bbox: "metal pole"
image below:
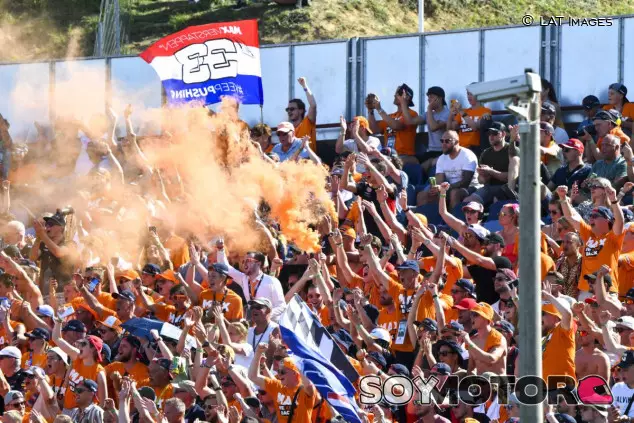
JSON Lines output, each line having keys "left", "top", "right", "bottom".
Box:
{"left": 418, "top": 0, "right": 424, "bottom": 33}
{"left": 518, "top": 92, "right": 543, "bottom": 423}
{"left": 114, "top": 0, "right": 121, "bottom": 55}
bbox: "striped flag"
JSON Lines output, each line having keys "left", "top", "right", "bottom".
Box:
{"left": 140, "top": 19, "right": 263, "bottom": 107}
{"left": 280, "top": 295, "right": 362, "bottom": 423}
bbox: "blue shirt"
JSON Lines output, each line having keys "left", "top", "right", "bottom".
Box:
{"left": 550, "top": 163, "right": 592, "bottom": 190}
{"left": 271, "top": 140, "right": 310, "bottom": 162}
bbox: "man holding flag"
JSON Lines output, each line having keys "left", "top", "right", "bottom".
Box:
{"left": 249, "top": 343, "right": 316, "bottom": 423}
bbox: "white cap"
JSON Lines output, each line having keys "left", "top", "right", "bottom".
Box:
{"left": 616, "top": 316, "right": 634, "bottom": 330}
{"left": 49, "top": 347, "right": 69, "bottom": 365}
{"left": 0, "top": 346, "right": 21, "bottom": 360}
{"left": 369, "top": 327, "right": 392, "bottom": 345}
{"left": 36, "top": 305, "right": 55, "bottom": 318}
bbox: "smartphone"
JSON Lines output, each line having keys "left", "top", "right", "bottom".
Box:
{"left": 58, "top": 306, "right": 75, "bottom": 319}
{"left": 508, "top": 279, "right": 519, "bottom": 289}
{"left": 87, "top": 277, "right": 100, "bottom": 293}
{"left": 0, "top": 297, "right": 10, "bottom": 309}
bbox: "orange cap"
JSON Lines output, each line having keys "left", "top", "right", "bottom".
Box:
{"left": 353, "top": 116, "right": 373, "bottom": 134}
{"left": 341, "top": 226, "right": 356, "bottom": 239}
{"left": 414, "top": 213, "right": 428, "bottom": 226}
{"left": 542, "top": 302, "right": 562, "bottom": 319}
{"left": 158, "top": 270, "right": 179, "bottom": 284}
{"left": 116, "top": 269, "right": 140, "bottom": 281}
{"left": 99, "top": 315, "right": 123, "bottom": 333}
{"left": 471, "top": 302, "right": 494, "bottom": 321}
{"left": 281, "top": 357, "right": 300, "bottom": 375}
{"left": 77, "top": 304, "right": 99, "bottom": 321}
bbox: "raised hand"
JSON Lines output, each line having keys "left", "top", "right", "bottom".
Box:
{"left": 339, "top": 116, "right": 347, "bottom": 133}
{"left": 376, "top": 184, "right": 389, "bottom": 203}
{"left": 556, "top": 185, "right": 568, "bottom": 201}
{"left": 297, "top": 77, "right": 308, "bottom": 89}
{"left": 438, "top": 182, "right": 450, "bottom": 195}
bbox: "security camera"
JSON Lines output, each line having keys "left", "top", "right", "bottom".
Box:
{"left": 468, "top": 71, "right": 542, "bottom": 104}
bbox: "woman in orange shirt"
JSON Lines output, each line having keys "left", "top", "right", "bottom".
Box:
{"left": 52, "top": 319, "right": 107, "bottom": 412}
{"left": 605, "top": 83, "right": 634, "bottom": 132}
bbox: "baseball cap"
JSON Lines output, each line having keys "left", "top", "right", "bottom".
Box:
{"left": 137, "top": 386, "right": 156, "bottom": 401}
{"left": 248, "top": 298, "right": 272, "bottom": 309}
{"left": 363, "top": 304, "right": 380, "bottom": 325}
{"left": 0, "top": 346, "right": 21, "bottom": 360}
{"left": 26, "top": 327, "right": 51, "bottom": 342}
{"left": 462, "top": 202, "right": 484, "bottom": 213}
{"left": 619, "top": 350, "right": 634, "bottom": 368}
{"left": 142, "top": 263, "right": 161, "bottom": 275}
{"left": 591, "top": 206, "right": 615, "bottom": 222}
{"left": 209, "top": 263, "right": 229, "bottom": 276}
{"left": 582, "top": 95, "right": 601, "bottom": 110}
{"left": 540, "top": 121, "right": 555, "bottom": 135}
{"left": 445, "top": 320, "right": 464, "bottom": 332}
{"left": 2, "top": 245, "right": 21, "bottom": 259}
{"left": 559, "top": 138, "right": 585, "bottom": 154}
{"left": 616, "top": 316, "right": 634, "bottom": 330}
{"left": 3, "top": 391, "right": 24, "bottom": 405}
{"left": 24, "top": 366, "right": 45, "bottom": 378}
{"left": 370, "top": 327, "right": 392, "bottom": 348}
{"left": 495, "top": 320, "right": 515, "bottom": 335}
{"left": 542, "top": 301, "right": 562, "bottom": 319}
{"left": 623, "top": 208, "right": 634, "bottom": 224}
{"left": 352, "top": 116, "right": 372, "bottom": 134}
{"left": 43, "top": 212, "right": 66, "bottom": 227}
{"left": 588, "top": 405, "right": 608, "bottom": 417}
{"left": 455, "top": 279, "right": 476, "bottom": 297}
{"left": 86, "top": 335, "right": 104, "bottom": 363}
{"left": 173, "top": 380, "right": 197, "bottom": 397}
{"left": 624, "top": 288, "right": 634, "bottom": 301}
{"left": 431, "top": 362, "right": 452, "bottom": 375}
{"left": 389, "top": 364, "right": 410, "bottom": 377}
{"left": 396, "top": 260, "right": 420, "bottom": 274}
{"left": 80, "top": 379, "right": 99, "bottom": 393}
{"left": 154, "top": 358, "right": 174, "bottom": 379}
{"left": 340, "top": 226, "right": 356, "bottom": 239}
{"left": 421, "top": 318, "right": 438, "bottom": 332}
{"left": 541, "top": 101, "right": 556, "bottom": 115}
{"left": 112, "top": 289, "right": 136, "bottom": 302}
{"left": 584, "top": 271, "right": 613, "bottom": 288}
{"left": 466, "top": 224, "right": 489, "bottom": 241}
{"left": 367, "top": 351, "right": 387, "bottom": 369}
{"left": 426, "top": 86, "right": 445, "bottom": 99}
{"left": 453, "top": 297, "right": 477, "bottom": 310}
{"left": 276, "top": 121, "right": 294, "bottom": 133}
{"left": 609, "top": 82, "right": 628, "bottom": 96}
{"left": 100, "top": 315, "right": 123, "bottom": 333}
{"left": 49, "top": 347, "right": 69, "bottom": 365}
{"left": 157, "top": 270, "right": 179, "bottom": 284}
{"left": 484, "top": 232, "right": 505, "bottom": 247}
{"left": 593, "top": 109, "right": 619, "bottom": 124}
{"left": 471, "top": 302, "right": 494, "bottom": 321}
{"left": 494, "top": 256, "right": 513, "bottom": 270}
{"left": 116, "top": 269, "right": 140, "bottom": 281}
{"left": 36, "top": 305, "right": 55, "bottom": 318}
{"left": 488, "top": 121, "right": 507, "bottom": 134}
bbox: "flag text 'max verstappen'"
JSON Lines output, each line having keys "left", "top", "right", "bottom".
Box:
{"left": 140, "top": 19, "right": 263, "bottom": 107}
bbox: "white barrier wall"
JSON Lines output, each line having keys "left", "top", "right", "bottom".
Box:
{"left": 1, "top": 15, "right": 633, "bottom": 141}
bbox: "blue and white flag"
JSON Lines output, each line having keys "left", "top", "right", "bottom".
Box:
{"left": 140, "top": 20, "right": 263, "bottom": 107}
{"left": 280, "top": 295, "right": 362, "bottom": 423}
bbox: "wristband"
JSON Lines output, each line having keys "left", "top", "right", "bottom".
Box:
{"left": 432, "top": 294, "right": 438, "bottom": 299}
{"left": 196, "top": 348, "right": 204, "bottom": 353}
{"left": 611, "top": 200, "right": 620, "bottom": 205}
{"left": 439, "top": 194, "right": 447, "bottom": 198}
{"left": 303, "top": 87, "right": 308, "bottom": 92}
{"left": 335, "top": 243, "right": 343, "bottom": 247}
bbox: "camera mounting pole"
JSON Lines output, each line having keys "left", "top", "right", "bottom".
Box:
{"left": 506, "top": 69, "right": 543, "bottom": 423}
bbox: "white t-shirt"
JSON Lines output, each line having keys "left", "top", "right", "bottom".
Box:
{"left": 247, "top": 322, "right": 279, "bottom": 351}
{"left": 233, "top": 343, "right": 255, "bottom": 369}
{"left": 435, "top": 147, "right": 478, "bottom": 185}
{"left": 343, "top": 136, "right": 381, "bottom": 173}
{"left": 612, "top": 382, "right": 634, "bottom": 417}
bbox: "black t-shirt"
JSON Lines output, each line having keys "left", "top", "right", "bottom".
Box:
{"left": 468, "top": 264, "right": 499, "bottom": 305}
{"left": 551, "top": 163, "right": 592, "bottom": 190}
{"left": 479, "top": 145, "right": 510, "bottom": 186}
{"left": 38, "top": 240, "right": 74, "bottom": 287}
{"left": 0, "top": 369, "right": 28, "bottom": 413}
{"left": 354, "top": 182, "right": 395, "bottom": 240}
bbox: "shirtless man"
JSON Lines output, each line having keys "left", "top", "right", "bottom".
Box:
{"left": 462, "top": 302, "right": 507, "bottom": 375}
{"left": 575, "top": 326, "right": 610, "bottom": 382}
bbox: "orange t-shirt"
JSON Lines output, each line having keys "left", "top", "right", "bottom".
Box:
{"left": 578, "top": 221, "right": 623, "bottom": 292}
{"left": 164, "top": 235, "right": 190, "bottom": 269}
{"left": 596, "top": 125, "right": 631, "bottom": 148}
{"left": 377, "top": 109, "right": 419, "bottom": 156}
{"left": 602, "top": 103, "right": 634, "bottom": 124}
{"left": 63, "top": 360, "right": 105, "bottom": 409}
{"left": 454, "top": 106, "right": 491, "bottom": 147}
{"left": 419, "top": 255, "right": 464, "bottom": 294}
{"left": 199, "top": 288, "right": 244, "bottom": 321}
{"left": 542, "top": 321, "right": 577, "bottom": 388}
{"left": 264, "top": 377, "right": 315, "bottom": 423}
{"left": 153, "top": 303, "right": 186, "bottom": 327}
{"left": 618, "top": 252, "right": 634, "bottom": 296}
{"left": 314, "top": 304, "right": 331, "bottom": 327}
{"left": 0, "top": 320, "right": 22, "bottom": 349}
{"left": 22, "top": 351, "right": 47, "bottom": 369}
{"left": 97, "top": 292, "right": 117, "bottom": 310}
{"left": 294, "top": 116, "right": 317, "bottom": 152}
{"left": 541, "top": 252, "right": 556, "bottom": 280}
{"left": 105, "top": 361, "right": 149, "bottom": 385}
{"left": 377, "top": 305, "right": 401, "bottom": 344}
{"left": 348, "top": 274, "right": 380, "bottom": 306}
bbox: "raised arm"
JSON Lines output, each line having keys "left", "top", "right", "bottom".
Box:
{"left": 248, "top": 343, "right": 269, "bottom": 388}
{"left": 555, "top": 185, "right": 582, "bottom": 232}
{"left": 298, "top": 77, "right": 316, "bottom": 123}
{"left": 438, "top": 183, "right": 468, "bottom": 233}
{"left": 341, "top": 154, "right": 358, "bottom": 194}
{"left": 362, "top": 200, "right": 393, "bottom": 244}
{"left": 445, "top": 234, "right": 496, "bottom": 270}
{"left": 542, "top": 280, "right": 572, "bottom": 330}
{"left": 335, "top": 117, "right": 347, "bottom": 154}
{"left": 52, "top": 318, "right": 80, "bottom": 360}
{"left": 360, "top": 234, "right": 392, "bottom": 291}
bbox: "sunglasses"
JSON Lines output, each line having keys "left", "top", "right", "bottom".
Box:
{"left": 440, "top": 138, "right": 455, "bottom": 144}
{"left": 589, "top": 213, "right": 604, "bottom": 219}
{"left": 77, "top": 341, "right": 89, "bottom": 348}
{"left": 499, "top": 211, "right": 510, "bottom": 217}
{"left": 549, "top": 210, "right": 560, "bottom": 215}
{"left": 204, "top": 404, "right": 218, "bottom": 410}
{"left": 439, "top": 351, "right": 454, "bottom": 356}
{"left": 494, "top": 277, "right": 509, "bottom": 282}
{"left": 285, "top": 107, "right": 297, "bottom": 112}
{"left": 503, "top": 300, "right": 515, "bottom": 307}
{"left": 8, "top": 401, "right": 25, "bottom": 408}
{"left": 75, "top": 388, "right": 88, "bottom": 394}
{"left": 221, "top": 381, "right": 236, "bottom": 387}
{"left": 250, "top": 304, "right": 265, "bottom": 311}
{"left": 464, "top": 209, "right": 478, "bottom": 214}
{"left": 273, "top": 355, "right": 285, "bottom": 361}
{"left": 450, "top": 289, "right": 464, "bottom": 294}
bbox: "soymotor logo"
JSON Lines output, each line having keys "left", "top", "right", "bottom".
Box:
{"left": 359, "top": 374, "right": 613, "bottom": 407}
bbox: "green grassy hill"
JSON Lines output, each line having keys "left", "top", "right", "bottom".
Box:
{"left": 1, "top": 0, "right": 633, "bottom": 61}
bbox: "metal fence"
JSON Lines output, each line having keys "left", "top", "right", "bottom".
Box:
{"left": 1, "top": 15, "right": 634, "bottom": 141}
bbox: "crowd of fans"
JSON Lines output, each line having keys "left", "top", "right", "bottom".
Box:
{"left": 0, "top": 73, "right": 633, "bottom": 423}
